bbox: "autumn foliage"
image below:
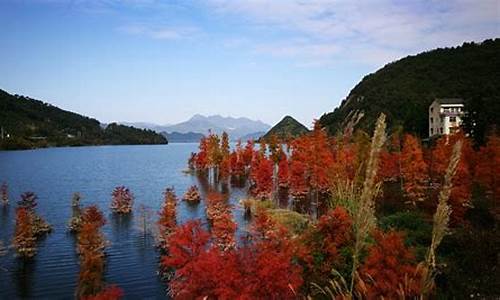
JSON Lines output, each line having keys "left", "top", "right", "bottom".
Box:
{"left": 183, "top": 185, "right": 201, "bottom": 203}
{"left": 162, "top": 216, "right": 302, "bottom": 299}
{"left": 401, "top": 134, "right": 429, "bottom": 205}
{"left": 250, "top": 156, "right": 273, "bottom": 199}
{"left": 77, "top": 206, "right": 107, "bottom": 297}
{"left": 431, "top": 133, "right": 474, "bottom": 223}
{"left": 110, "top": 186, "right": 133, "bottom": 214}
{"left": 13, "top": 207, "right": 37, "bottom": 258}
{"left": 1, "top": 182, "right": 8, "bottom": 205}
{"left": 297, "top": 207, "right": 353, "bottom": 283}
{"left": 358, "top": 230, "right": 423, "bottom": 299}
{"left": 474, "top": 133, "right": 500, "bottom": 205}
{"left": 81, "top": 285, "right": 124, "bottom": 300}
{"left": 157, "top": 187, "right": 177, "bottom": 250}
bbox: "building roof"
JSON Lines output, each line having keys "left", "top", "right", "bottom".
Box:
{"left": 435, "top": 98, "right": 464, "bottom": 104}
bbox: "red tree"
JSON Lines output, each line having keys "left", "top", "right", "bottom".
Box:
{"left": 1, "top": 182, "right": 8, "bottom": 205}
{"left": 297, "top": 207, "right": 353, "bottom": 282}
{"left": 195, "top": 137, "right": 209, "bottom": 172}
{"left": 242, "top": 140, "right": 255, "bottom": 168}
{"left": 289, "top": 124, "right": 334, "bottom": 202}
{"left": 431, "top": 133, "right": 473, "bottom": 223}
{"left": 110, "top": 186, "right": 133, "bottom": 214}
{"left": 250, "top": 157, "right": 274, "bottom": 199}
{"left": 157, "top": 188, "right": 177, "bottom": 250}
{"left": 162, "top": 218, "right": 302, "bottom": 299}
{"left": 378, "top": 133, "right": 402, "bottom": 183}
{"left": 211, "top": 210, "right": 237, "bottom": 251}
{"left": 475, "top": 133, "right": 500, "bottom": 205}
{"left": 82, "top": 285, "right": 124, "bottom": 300}
{"left": 401, "top": 134, "right": 429, "bottom": 205}
{"left": 13, "top": 207, "right": 36, "bottom": 258}
{"left": 77, "top": 205, "right": 108, "bottom": 299}
{"left": 358, "top": 230, "right": 423, "bottom": 299}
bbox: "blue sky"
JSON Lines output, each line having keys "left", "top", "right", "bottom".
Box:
{"left": 0, "top": 0, "right": 498, "bottom": 126}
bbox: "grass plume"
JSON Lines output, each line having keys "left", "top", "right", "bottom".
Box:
{"left": 349, "top": 113, "right": 386, "bottom": 292}
{"left": 421, "top": 140, "right": 462, "bottom": 296}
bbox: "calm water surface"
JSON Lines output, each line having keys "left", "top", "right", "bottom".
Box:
{"left": 0, "top": 144, "right": 250, "bottom": 299}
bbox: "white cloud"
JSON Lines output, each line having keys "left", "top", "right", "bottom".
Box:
{"left": 118, "top": 24, "right": 199, "bottom": 40}
{"left": 210, "top": 0, "right": 500, "bottom": 67}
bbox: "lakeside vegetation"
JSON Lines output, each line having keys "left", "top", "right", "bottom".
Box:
{"left": 183, "top": 120, "right": 499, "bottom": 299}
{"left": 2, "top": 117, "right": 498, "bottom": 298}
{"left": 0, "top": 89, "right": 167, "bottom": 150}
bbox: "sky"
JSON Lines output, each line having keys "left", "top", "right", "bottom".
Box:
{"left": 0, "top": 0, "right": 498, "bottom": 127}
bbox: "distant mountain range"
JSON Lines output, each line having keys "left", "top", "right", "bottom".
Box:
{"left": 121, "top": 114, "right": 270, "bottom": 142}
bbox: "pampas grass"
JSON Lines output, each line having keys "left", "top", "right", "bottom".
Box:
{"left": 318, "top": 113, "right": 386, "bottom": 298}
{"left": 421, "top": 140, "right": 462, "bottom": 297}
{"left": 349, "top": 113, "right": 386, "bottom": 292}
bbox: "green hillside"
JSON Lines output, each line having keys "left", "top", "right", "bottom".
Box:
{"left": 262, "top": 116, "right": 310, "bottom": 141}
{"left": 319, "top": 39, "right": 500, "bottom": 144}
{"left": 0, "top": 89, "right": 167, "bottom": 150}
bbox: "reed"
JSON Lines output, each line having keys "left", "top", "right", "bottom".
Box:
{"left": 421, "top": 140, "right": 462, "bottom": 297}
{"left": 349, "top": 113, "right": 386, "bottom": 293}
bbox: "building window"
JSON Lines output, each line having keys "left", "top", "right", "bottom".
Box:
{"left": 431, "top": 128, "right": 434, "bottom": 134}
{"left": 450, "top": 116, "right": 456, "bottom": 122}
{"left": 430, "top": 117, "right": 433, "bottom": 123}
{"left": 430, "top": 107, "right": 434, "bottom": 113}
{"left": 440, "top": 128, "right": 443, "bottom": 134}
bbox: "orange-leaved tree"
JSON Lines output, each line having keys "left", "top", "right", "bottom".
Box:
{"left": 357, "top": 230, "right": 423, "bottom": 299}
{"left": 474, "top": 133, "right": 500, "bottom": 205}
{"left": 431, "top": 133, "right": 474, "bottom": 223}
{"left": 13, "top": 207, "right": 36, "bottom": 258}
{"left": 401, "top": 134, "right": 429, "bottom": 205}
{"left": 157, "top": 187, "right": 177, "bottom": 251}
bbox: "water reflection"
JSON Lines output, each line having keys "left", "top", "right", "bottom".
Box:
{"left": 1, "top": 205, "right": 10, "bottom": 228}
{"left": 13, "top": 259, "right": 36, "bottom": 298}
{"left": 110, "top": 213, "right": 133, "bottom": 241}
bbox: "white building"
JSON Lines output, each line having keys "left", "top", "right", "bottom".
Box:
{"left": 429, "top": 98, "right": 465, "bottom": 137}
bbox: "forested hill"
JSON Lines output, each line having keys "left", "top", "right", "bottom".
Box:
{"left": 0, "top": 89, "right": 167, "bottom": 150}
{"left": 261, "top": 116, "right": 310, "bottom": 141}
{"left": 319, "top": 38, "right": 500, "bottom": 144}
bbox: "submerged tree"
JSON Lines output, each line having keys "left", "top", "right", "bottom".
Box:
{"left": 1, "top": 182, "right": 8, "bottom": 205}
{"left": 17, "top": 191, "right": 51, "bottom": 236}
{"left": 110, "top": 186, "right": 133, "bottom": 214}
{"left": 157, "top": 188, "right": 177, "bottom": 251}
{"left": 250, "top": 157, "right": 274, "bottom": 200}
{"left": 13, "top": 207, "right": 37, "bottom": 258}
{"left": 76, "top": 205, "right": 122, "bottom": 299}
{"left": 69, "top": 193, "right": 83, "bottom": 233}
{"left": 182, "top": 185, "right": 201, "bottom": 203}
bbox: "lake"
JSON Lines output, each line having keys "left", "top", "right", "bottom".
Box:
{"left": 0, "top": 144, "right": 250, "bottom": 299}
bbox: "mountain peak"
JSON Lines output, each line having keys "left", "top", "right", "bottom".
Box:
{"left": 262, "top": 116, "right": 309, "bottom": 141}
{"left": 189, "top": 114, "right": 206, "bottom": 121}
